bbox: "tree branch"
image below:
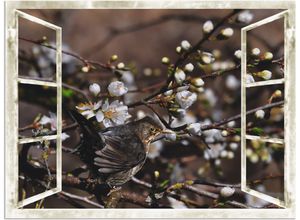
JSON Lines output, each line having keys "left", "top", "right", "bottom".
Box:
{"left": 19, "top": 37, "right": 112, "bottom": 71}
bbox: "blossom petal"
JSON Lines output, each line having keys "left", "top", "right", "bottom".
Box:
{"left": 102, "top": 100, "right": 109, "bottom": 111}
{"left": 95, "top": 111, "right": 104, "bottom": 122}
{"left": 93, "top": 101, "right": 102, "bottom": 110}
{"left": 39, "top": 115, "right": 51, "bottom": 125}
{"left": 81, "top": 110, "right": 95, "bottom": 119}
{"left": 61, "top": 133, "right": 70, "bottom": 141}
{"left": 76, "top": 104, "right": 91, "bottom": 111}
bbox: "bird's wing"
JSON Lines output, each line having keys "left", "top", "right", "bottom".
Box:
{"left": 94, "top": 133, "right": 146, "bottom": 174}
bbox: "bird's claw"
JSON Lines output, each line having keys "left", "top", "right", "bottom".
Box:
{"left": 107, "top": 186, "right": 122, "bottom": 196}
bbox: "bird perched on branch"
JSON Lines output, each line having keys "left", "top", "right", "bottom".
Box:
{"left": 69, "top": 110, "right": 167, "bottom": 188}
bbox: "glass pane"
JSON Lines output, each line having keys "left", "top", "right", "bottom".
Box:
{"left": 246, "top": 84, "right": 284, "bottom": 139}
{"left": 18, "top": 83, "right": 57, "bottom": 138}
{"left": 246, "top": 18, "right": 284, "bottom": 82}
{"left": 18, "top": 140, "right": 57, "bottom": 205}
{"left": 246, "top": 140, "right": 284, "bottom": 201}
{"left": 18, "top": 16, "right": 57, "bottom": 82}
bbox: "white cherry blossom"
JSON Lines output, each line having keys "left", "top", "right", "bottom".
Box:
{"left": 175, "top": 90, "right": 197, "bottom": 109}
{"left": 108, "top": 81, "right": 128, "bottom": 97}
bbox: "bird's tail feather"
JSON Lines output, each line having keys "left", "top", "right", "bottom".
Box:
{"left": 68, "top": 110, "right": 104, "bottom": 163}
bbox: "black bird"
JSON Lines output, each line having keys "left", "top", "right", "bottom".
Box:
{"left": 69, "top": 110, "right": 166, "bottom": 187}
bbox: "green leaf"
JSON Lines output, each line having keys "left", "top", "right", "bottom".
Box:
{"left": 234, "top": 128, "right": 241, "bottom": 135}
{"left": 159, "top": 180, "right": 170, "bottom": 189}
{"left": 62, "top": 88, "right": 74, "bottom": 98}
{"left": 251, "top": 127, "right": 264, "bottom": 136}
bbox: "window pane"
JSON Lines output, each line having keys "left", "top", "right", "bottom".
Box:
{"left": 18, "top": 140, "right": 57, "bottom": 204}
{"left": 18, "top": 83, "right": 57, "bottom": 138}
{"left": 246, "top": 17, "right": 284, "bottom": 82}
{"left": 246, "top": 140, "right": 284, "bottom": 201}
{"left": 18, "top": 16, "right": 57, "bottom": 82}
{"left": 246, "top": 84, "right": 284, "bottom": 139}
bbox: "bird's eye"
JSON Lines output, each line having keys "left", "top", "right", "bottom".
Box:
{"left": 150, "top": 127, "right": 155, "bottom": 132}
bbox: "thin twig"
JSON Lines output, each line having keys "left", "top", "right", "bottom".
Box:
{"left": 127, "top": 11, "right": 241, "bottom": 108}
{"left": 162, "top": 10, "right": 241, "bottom": 92}
{"left": 19, "top": 37, "right": 112, "bottom": 71}
{"left": 59, "top": 191, "right": 104, "bottom": 208}
{"left": 62, "top": 82, "right": 90, "bottom": 101}
{"left": 177, "top": 184, "right": 250, "bottom": 208}
{"left": 172, "top": 100, "right": 284, "bottom": 131}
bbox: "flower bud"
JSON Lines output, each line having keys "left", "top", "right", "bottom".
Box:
{"left": 251, "top": 48, "right": 260, "bottom": 56}
{"left": 176, "top": 46, "right": 182, "bottom": 54}
{"left": 229, "top": 143, "right": 238, "bottom": 151}
{"left": 247, "top": 149, "right": 255, "bottom": 158}
{"left": 200, "top": 52, "right": 215, "bottom": 64}
{"left": 262, "top": 52, "right": 273, "bottom": 60}
{"left": 237, "top": 10, "right": 253, "bottom": 24}
{"left": 154, "top": 170, "right": 160, "bottom": 179}
{"left": 226, "top": 75, "right": 239, "bottom": 90}
{"left": 214, "top": 159, "right": 221, "bottom": 166}
{"left": 110, "top": 54, "right": 118, "bottom": 62}
{"left": 191, "top": 77, "right": 205, "bottom": 87}
{"left": 89, "top": 83, "right": 101, "bottom": 96}
{"left": 174, "top": 69, "right": 186, "bottom": 84}
{"left": 220, "top": 150, "right": 228, "bottom": 158}
{"left": 192, "top": 86, "right": 205, "bottom": 93}
{"left": 250, "top": 154, "right": 259, "bottom": 163}
{"left": 211, "top": 49, "right": 220, "bottom": 59}
{"left": 203, "top": 20, "right": 214, "bottom": 34}
{"left": 273, "top": 89, "right": 282, "bottom": 98}
{"left": 184, "top": 63, "right": 194, "bottom": 72}
{"left": 255, "top": 70, "right": 272, "bottom": 80}
{"left": 181, "top": 40, "right": 191, "bottom": 51}
{"left": 233, "top": 135, "right": 241, "bottom": 142}
{"left": 187, "top": 123, "right": 202, "bottom": 136}
{"left": 227, "top": 151, "right": 235, "bottom": 159}
{"left": 227, "top": 121, "right": 235, "bottom": 128}
{"left": 255, "top": 109, "right": 265, "bottom": 119}
{"left": 117, "top": 62, "right": 125, "bottom": 69}
{"left": 246, "top": 74, "right": 255, "bottom": 84}
{"left": 161, "top": 56, "right": 170, "bottom": 64}
{"left": 81, "top": 65, "right": 90, "bottom": 73}
{"left": 220, "top": 187, "right": 235, "bottom": 197}
{"left": 221, "top": 130, "right": 229, "bottom": 137}
{"left": 143, "top": 68, "right": 152, "bottom": 76}
{"left": 217, "top": 28, "right": 234, "bottom": 40}
{"left": 234, "top": 50, "right": 242, "bottom": 59}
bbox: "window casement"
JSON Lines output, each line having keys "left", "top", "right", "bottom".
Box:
{"left": 5, "top": 1, "right": 295, "bottom": 219}
{"left": 6, "top": 10, "right": 62, "bottom": 209}
{"left": 241, "top": 10, "right": 294, "bottom": 208}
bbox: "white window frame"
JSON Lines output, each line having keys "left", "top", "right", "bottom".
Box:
{"left": 5, "top": 1, "right": 295, "bottom": 218}
{"left": 6, "top": 9, "right": 62, "bottom": 209}
{"left": 241, "top": 10, "right": 293, "bottom": 208}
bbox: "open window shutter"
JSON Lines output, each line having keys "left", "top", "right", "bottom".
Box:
{"left": 15, "top": 10, "right": 62, "bottom": 208}
{"left": 241, "top": 10, "right": 293, "bottom": 208}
